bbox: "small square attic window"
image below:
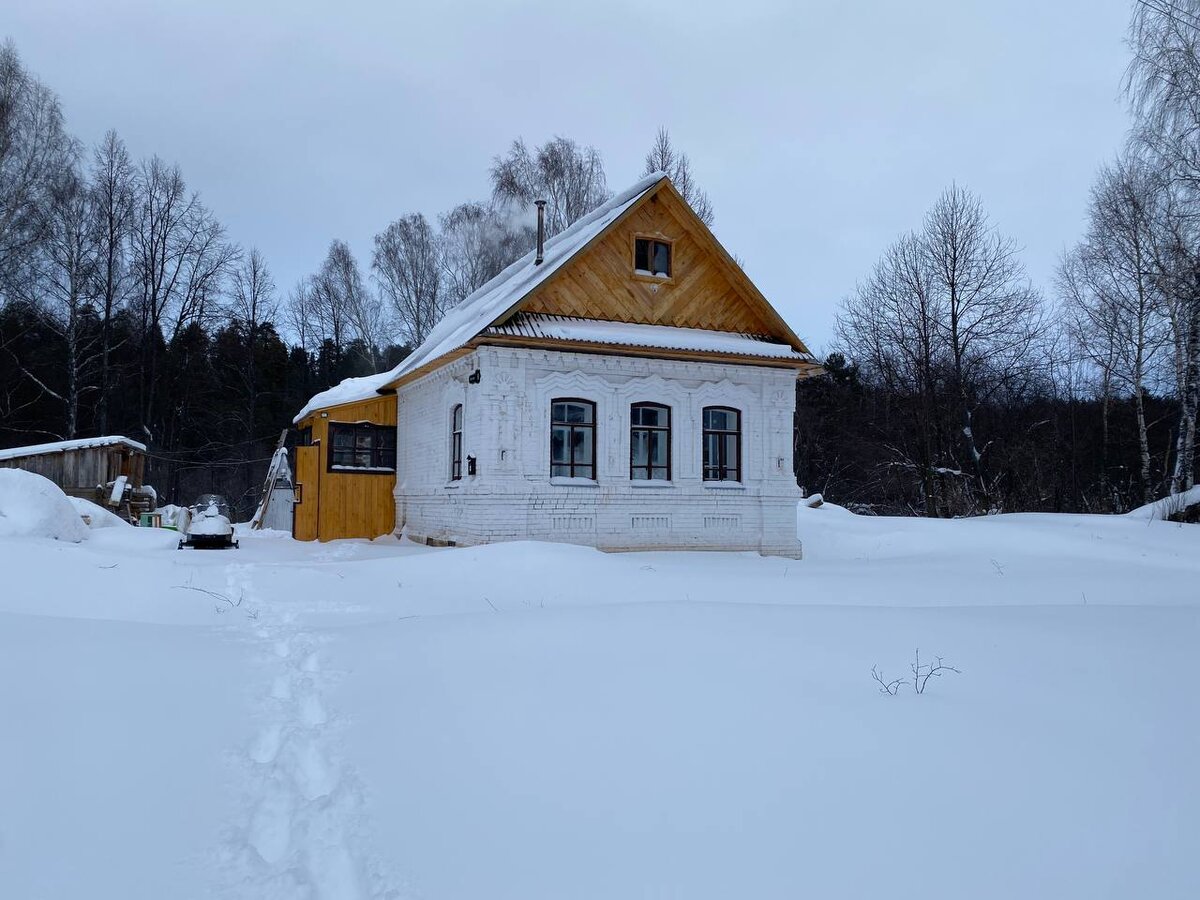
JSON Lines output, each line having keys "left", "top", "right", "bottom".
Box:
{"left": 634, "top": 237, "right": 671, "bottom": 278}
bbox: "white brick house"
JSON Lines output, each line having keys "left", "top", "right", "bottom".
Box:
{"left": 294, "top": 173, "right": 820, "bottom": 556}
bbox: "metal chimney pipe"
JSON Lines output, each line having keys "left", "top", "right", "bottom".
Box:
{"left": 534, "top": 199, "right": 547, "bottom": 265}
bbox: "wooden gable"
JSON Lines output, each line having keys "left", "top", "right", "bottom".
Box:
{"left": 518, "top": 180, "right": 808, "bottom": 352}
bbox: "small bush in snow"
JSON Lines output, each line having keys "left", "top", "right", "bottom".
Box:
{"left": 872, "top": 649, "right": 961, "bottom": 695}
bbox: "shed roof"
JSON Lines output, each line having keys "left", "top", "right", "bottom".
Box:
{"left": 0, "top": 435, "right": 147, "bottom": 462}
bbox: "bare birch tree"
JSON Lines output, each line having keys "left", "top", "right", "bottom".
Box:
{"left": 642, "top": 127, "right": 715, "bottom": 226}
{"left": 923, "top": 185, "right": 1045, "bottom": 508}
{"left": 836, "top": 185, "right": 1044, "bottom": 514}
{"left": 0, "top": 42, "right": 74, "bottom": 293}
{"left": 437, "top": 200, "right": 530, "bottom": 306}
{"left": 490, "top": 136, "right": 609, "bottom": 236}
{"left": 372, "top": 213, "right": 443, "bottom": 348}
{"left": 90, "top": 129, "right": 135, "bottom": 434}
{"left": 1127, "top": 0, "right": 1200, "bottom": 491}
{"left": 313, "top": 239, "right": 384, "bottom": 371}
{"left": 1060, "top": 158, "right": 1170, "bottom": 502}
{"left": 129, "top": 156, "right": 236, "bottom": 438}
{"left": 16, "top": 166, "right": 100, "bottom": 438}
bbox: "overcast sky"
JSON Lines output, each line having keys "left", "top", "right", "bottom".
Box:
{"left": 8, "top": 0, "right": 1132, "bottom": 352}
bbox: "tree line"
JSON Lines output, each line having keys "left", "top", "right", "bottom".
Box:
{"left": 6, "top": 1, "right": 1194, "bottom": 523}
{"left": 797, "top": 0, "right": 1200, "bottom": 517}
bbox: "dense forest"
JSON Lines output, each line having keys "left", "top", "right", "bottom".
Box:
{"left": 1, "top": 0, "right": 1198, "bottom": 519}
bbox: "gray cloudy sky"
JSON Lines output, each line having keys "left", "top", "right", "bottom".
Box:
{"left": 9, "top": 0, "right": 1132, "bottom": 352}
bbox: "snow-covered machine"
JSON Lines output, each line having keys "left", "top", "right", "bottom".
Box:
{"left": 177, "top": 494, "right": 239, "bottom": 550}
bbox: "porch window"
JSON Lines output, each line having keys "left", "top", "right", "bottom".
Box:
{"left": 450, "top": 404, "right": 463, "bottom": 480}
{"left": 630, "top": 403, "right": 670, "bottom": 480}
{"left": 702, "top": 406, "right": 741, "bottom": 482}
{"left": 328, "top": 422, "right": 396, "bottom": 472}
{"left": 551, "top": 398, "right": 596, "bottom": 479}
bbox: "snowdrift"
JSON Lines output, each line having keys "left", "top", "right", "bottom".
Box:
{"left": 1128, "top": 485, "right": 1200, "bottom": 521}
{"left": 69, "top": 496, "right": 129, "bottom": 529}
{"left": 0, "top": 469, "right": 88, "bottom": 542}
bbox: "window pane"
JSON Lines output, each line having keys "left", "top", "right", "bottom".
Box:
{"left": 332, "top": 428, "right": 354, "bottom": 449}
{"left": 634, "top": 404, "right": 667, "bottom": 427}
{"left": 551, "top": 426, "right": 568, "bottom": 463}
{"left": 453, "top": 405, "right": 462, "bottom": 430}
{"left": 552, "top": 463, "right": 570, "bottom": 477}
{"left": 650, "top": 431, "right": 668, "bottom": 466}
{"left": 632, "top": 466, "right": 649, "bottom": 480}
{"left": 723, "top": 434, "right": 739, "bottom": 477}
{"left": 631, "top": 431, "right": 648, "bottom": 467}
{"left": 703, "top": 433, "right": 718, "bottom": 476}
{"left": 552, "top": 402, "right": 567, "bottom": 423}
{"left": 652, "top": 241, "right": 671, "bottom": 277}
{"left": 651, "top": 466, "right": 668, "bottom": 480}
{"left": 635, "top": 238, "right": 650, "bottom": 271}
{"left": 573, "top": 426, "right": 593, "bottom": 466}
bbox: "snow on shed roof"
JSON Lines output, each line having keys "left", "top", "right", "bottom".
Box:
{"left": 294, "top": 172, "right": 668, "bottom": 423}
{"left": 486, "top": 313, "right": 814, "bottom": 361}
{"left": 0, "top": 435, "right": 147, "bottom": 462}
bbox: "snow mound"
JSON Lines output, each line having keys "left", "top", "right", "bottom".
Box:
{"left": 68, "top": 496, "right": 129, "bottom": 529}
{"left": 1128, "top": 485, "right": 1200, "bottom": 521}
{"left": 156, "top": 504, "right": 184, "bottom": 527}
{"left": 0, "top": 469, "right": 88, "bottom": 542}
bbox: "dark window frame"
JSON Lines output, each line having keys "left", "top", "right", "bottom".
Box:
{"left": 550, "top": 398, "right": 597, "bottom": 480}
{"left": 632, "top": 234, "right": 673, "bottom": 281}
{"left": 450, "top": 404, "right": 463, "bottom": 481}
{"left": 630, "top": 402, "right": 671, "bottom": 481}
{"left": 326, "top": 421, "right": 396, "bottom": 474}
{"left": 702, "top": 406, "right": 742, "bottom": 482}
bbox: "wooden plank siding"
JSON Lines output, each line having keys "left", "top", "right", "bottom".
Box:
{"left": 294, "top": 394, "right": 396, "bottom": 541}
{"left": 522, "top": 188, "right": 782, "bottom": 338}
{"left": 0, "top": 445, "right": 143, "bottom": 496}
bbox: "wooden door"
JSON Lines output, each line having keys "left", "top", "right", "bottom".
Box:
{"left": 293, "top": 445, "right": 320, "bottom": 541}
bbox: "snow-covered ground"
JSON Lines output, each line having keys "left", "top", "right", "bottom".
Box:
{"left": 1, "top": 497, "right": 1197, "bottom": 899}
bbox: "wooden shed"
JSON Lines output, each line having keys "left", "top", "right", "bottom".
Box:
{"left": 0, "top": 436, "right": 146, "bottom": 497}
{"left": 293, "top": 395, "right": 397, "bottom": 542}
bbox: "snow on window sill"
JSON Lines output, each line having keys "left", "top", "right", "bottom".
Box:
{"left": 703, "top": 480, "right": 745, "bottom": 490}
{"left": 330, "top": 465, "right": 395, "bottom": 474}
{"left": 629, "top": 480, "right": 674, "bottom": 488}
{"left": 632, "top": 269, "right": 672, "bottom": 282}
{"left": 444, "top": 482, "right": 461, "bottom": 489}
{"left": 550, "top": 476, "right": 599, "bottom": 487}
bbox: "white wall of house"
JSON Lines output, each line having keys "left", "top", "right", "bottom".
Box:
{"left": 394, "top": 346, "right": 803, "bottom": 557}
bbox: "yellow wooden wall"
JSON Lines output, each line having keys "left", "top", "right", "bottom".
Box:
{"left": 294, "top": 394, "right": 397, "bottom": 542}
{"left": 523, "top": 188, "right": 779, "bottom": 336}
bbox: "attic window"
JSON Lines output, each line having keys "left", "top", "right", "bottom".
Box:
{"left": 634, "top": 237, "right": 671, "bottom": 279}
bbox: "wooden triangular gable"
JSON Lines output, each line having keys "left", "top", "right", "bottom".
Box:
{"left": 492, "top": 178, "right": 810, "bottom": 355}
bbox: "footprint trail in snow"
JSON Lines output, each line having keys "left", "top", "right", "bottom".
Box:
{"left": 215, "top": 563, "right": 398, "bottom": 899}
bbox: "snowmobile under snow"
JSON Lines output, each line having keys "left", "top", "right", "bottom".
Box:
{"left": 177, "top": 494, "right": 239, "bottom": 550}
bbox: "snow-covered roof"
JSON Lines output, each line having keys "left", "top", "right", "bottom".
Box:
{"left": 0, "top": 435, "right": 147, "bottom": 462}
{"left": 486, "top": 313, "right": 814, "bottom": 361}
{"left": 292, "top": 372, "right": 396, "bottom": 423}
{"left": 295, "top": 173, "right": 668, "bottom": 423}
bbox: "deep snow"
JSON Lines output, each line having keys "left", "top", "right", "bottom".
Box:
{"left": 0, "top": 504, "right": 1197, "bottom": 899}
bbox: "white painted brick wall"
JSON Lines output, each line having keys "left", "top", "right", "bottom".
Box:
{"left": 394, "top": 346, "right": 803, "bottom": 557}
